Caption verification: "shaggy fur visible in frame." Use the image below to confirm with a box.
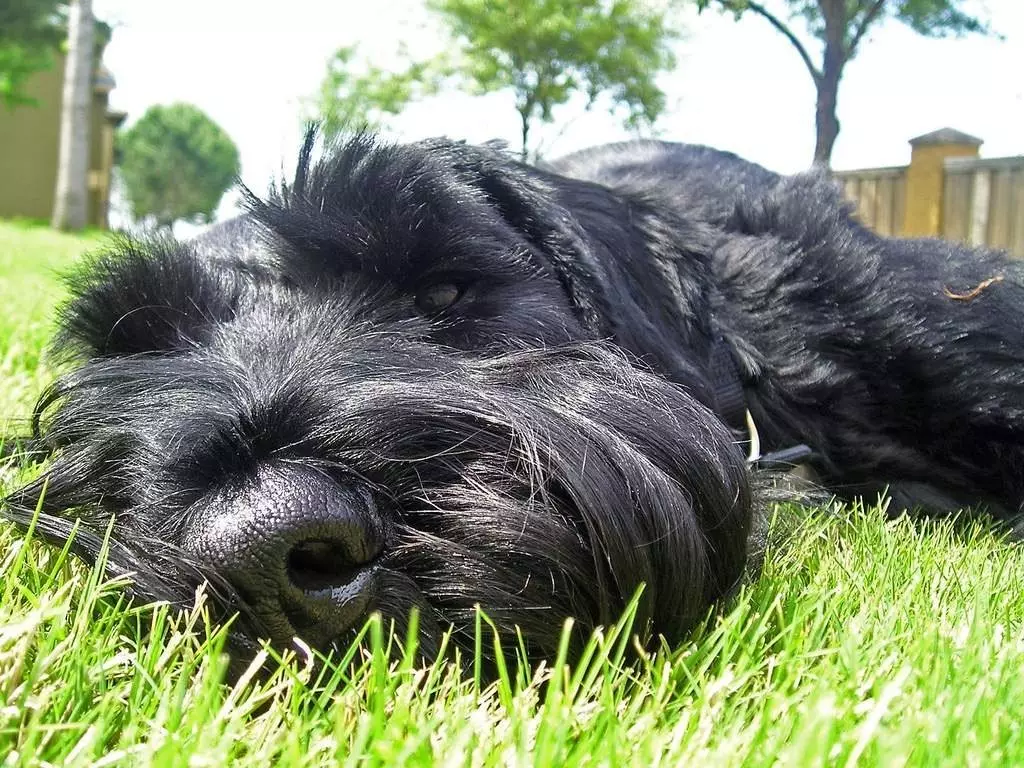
[4,132,1024,662]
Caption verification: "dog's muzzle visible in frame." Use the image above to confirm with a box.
[181,464,385,648]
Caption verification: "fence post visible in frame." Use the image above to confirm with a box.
[902,128,982,237]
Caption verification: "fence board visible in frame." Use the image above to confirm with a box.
[942,171,972,244]
[858,178,878,229]
[843,177,859,203]
[834,167,904,234]
[1012,169,1024,257]
[988,168,1014,251]
[969,170,991,247]
[875,176,894,235]
[893,175,906,237]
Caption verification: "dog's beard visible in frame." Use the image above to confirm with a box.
[4,130,756,666]
[8,293,752,663]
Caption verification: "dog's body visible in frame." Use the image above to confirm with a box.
[5,134,1024,661]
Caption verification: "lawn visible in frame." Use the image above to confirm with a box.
[2,220,1024,766]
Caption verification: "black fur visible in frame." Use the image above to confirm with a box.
[4,131,1023,662]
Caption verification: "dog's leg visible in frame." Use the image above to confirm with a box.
[717,179,1024,518]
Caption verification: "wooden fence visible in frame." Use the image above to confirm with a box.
[836,166,906,238]
[833,130,1024,258]
[941,156,1024,256]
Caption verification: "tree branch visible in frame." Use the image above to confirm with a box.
[848,0,887,56]
[743,1,821,83]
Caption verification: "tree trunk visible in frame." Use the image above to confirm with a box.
[812,70,841,167]
[812,0,849,169]
[518,107,530,162]
[52,0,95,231]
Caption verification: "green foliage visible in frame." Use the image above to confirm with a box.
[699,0,991,62]
[0,0,113,109]
[0,45,54,109]
[0,0,63,108]
[433,0,678,148]
[315,0,679,158]
[891,0,990,38]
[0,0,63,46]
[315,45,450,136]
[117,104,241,230]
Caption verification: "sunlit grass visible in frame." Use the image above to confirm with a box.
[2,220,1023,765]
[0,221,104,423]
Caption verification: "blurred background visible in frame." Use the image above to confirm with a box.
[0,0,1021,252]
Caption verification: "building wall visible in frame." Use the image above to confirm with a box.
[0,56,113,227]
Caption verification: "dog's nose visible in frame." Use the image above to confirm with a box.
[182,464,385,647]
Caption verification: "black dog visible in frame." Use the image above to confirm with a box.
[4,132,1023,662]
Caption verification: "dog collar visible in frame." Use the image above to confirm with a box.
[709,336,815,470]
[709,336,747,432]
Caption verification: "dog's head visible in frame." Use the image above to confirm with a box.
[4,133,752,662]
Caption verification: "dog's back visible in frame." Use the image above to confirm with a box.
[546,140,783,226]
[552,137,1024,519]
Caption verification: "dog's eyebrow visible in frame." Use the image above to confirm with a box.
[245,202,545,292]
[54,240,255,358]
[241,133,567,288]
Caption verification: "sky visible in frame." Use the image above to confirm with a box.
[91,0,1023,223]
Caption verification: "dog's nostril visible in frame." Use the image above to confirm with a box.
[287,539,364,591]
[183,464,385,647]
[291,540,343,573]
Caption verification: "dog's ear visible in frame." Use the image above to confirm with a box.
[440,143,721,401]
[55,238,247,359]
[432,144,614,336]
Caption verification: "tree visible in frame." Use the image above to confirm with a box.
[118,104,241,230]
[0,0,64,109]
[315,0,680,160]
[697,0,991,166]
[316,44,449,139]
[0,1,109,109]
[51,0,94,231]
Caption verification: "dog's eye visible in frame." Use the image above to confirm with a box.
[415,282,463,314]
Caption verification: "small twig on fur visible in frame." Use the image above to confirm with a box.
[943,275,1004,301]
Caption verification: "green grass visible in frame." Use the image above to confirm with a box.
[2,220,1024,766]
[0,222,104,422]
